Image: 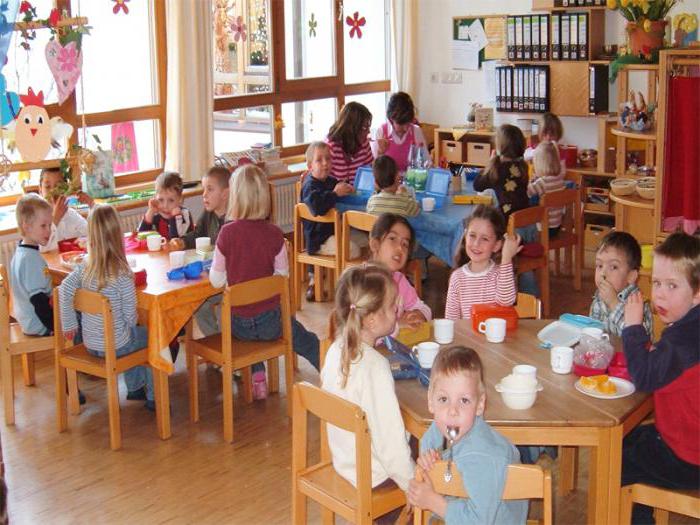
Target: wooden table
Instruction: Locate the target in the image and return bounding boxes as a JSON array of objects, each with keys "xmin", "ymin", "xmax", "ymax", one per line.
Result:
[
  {"xmin": 396, "ymin": 319, "xmax": 653, "ymax": 525},
  {"xmin": 43, "ymin": 249, "xmax": 219, "ymax": 440}
]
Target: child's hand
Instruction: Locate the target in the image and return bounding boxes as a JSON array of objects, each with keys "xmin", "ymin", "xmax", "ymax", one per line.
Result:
[
  {"xmin": 145, "ymin": 198, "xmax": 159, "ymax": 223},
  {"xmin": 334, "ymin": 182, "xmax": 353, "ymax": 197},
  {"xmin": 76, "ymin": 191, "xmax": 94, "ymax": 208},
  {"xmin": 597, "ymin": 277, "xmax": 619, "ymax": 310},
  {"xmin": 63, "ymin": 328, "xmax": 77, "ymax": 341},
  {"xmin": 408, "ymin": 467, "xmax": 447, "ymax": 518},
  {"xmin": 624, "ymin": 291, "xmax": 644, "ymax": 327},
  {"xmin": 399, "ymin": 310, "xmax": 427, "ymax": 330},
  {"xmin": 416, "ymin": 449, "xmax": 440, "ymax": 472},
  {"xmin": 500, "ymin": 233, "xmax": 522, "ymax": 265},
  {"xmin": 377, "ymin": 137, "xmax": 390, "ymax": 155},
  {"xmin": 52, "ymin": 195, "xmax": 68, "ymax": 225},
  {"xmin": 171, "ymin": 205, "xmax": 182, "ymax": 217}
]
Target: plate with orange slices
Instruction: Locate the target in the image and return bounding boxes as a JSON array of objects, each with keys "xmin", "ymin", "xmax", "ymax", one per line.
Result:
[{"xmin": 575, "ymin": 374, "xmax": 635, "ymax": 400}]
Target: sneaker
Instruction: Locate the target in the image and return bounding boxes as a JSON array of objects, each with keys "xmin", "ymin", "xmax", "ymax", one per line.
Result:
[
  {"xmin": 126, "ymin": 387, "xmax": 147, "ymax": 401},
  {"xmin": 144, "ymin": 400, "xmax": 156, "ymax": 412},
  {"xmin": 78, "ymin": 389, "xmax": 86, "ymax": 405},
  {"xmin": 252, "ymin": 371, "xmax": 268, "ymax": 400},
  {"xmin": 305, "ymin": 282, "xmax": 315, "ymax": 302},
  {"xmin": 169, "ymin": 340, "xmax": 180, "ymax": 363}
]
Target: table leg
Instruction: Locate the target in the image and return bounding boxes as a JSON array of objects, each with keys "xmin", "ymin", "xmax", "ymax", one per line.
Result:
[
  {"xmin": 587, "ymin": 427, "xmax": 612, "ymax": 525},
  {"xmin": 558, "ymin": 446, "xmax": 578, "ymax": 496},
  {"xmin": 153, "ymin": 369, "xmax": 171, "ymax": 440},
  {"xmin": 607, "ymin": 424, "xmax": 624, "ymax": 524}
]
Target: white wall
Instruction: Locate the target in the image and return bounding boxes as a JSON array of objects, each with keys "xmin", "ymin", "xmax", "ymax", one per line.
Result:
[{"xmin": 415, "ymin": 0, "xmax": 700, "ymax": 149}]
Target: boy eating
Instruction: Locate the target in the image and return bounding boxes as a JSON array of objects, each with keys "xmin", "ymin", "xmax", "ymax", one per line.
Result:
[
  {"xmin": 622, "ymin": 232, "xmax": 700, "ymax": 524},
  {"xmin": 590, "ymin": 231, "xmax": 653, "ymax": 337},
  {"xmin": 366, "ymin": 155, "xmax": 420, "ymax": 217},
  {"xmin": 138, "ymin": 171, "xmax": 194, "ymax": 240},
  {"xmin": 408, "ymin": 346, "xmax": 527, "ymax": 523}
]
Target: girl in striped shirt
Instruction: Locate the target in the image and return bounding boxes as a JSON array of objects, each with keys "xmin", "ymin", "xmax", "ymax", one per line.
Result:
[
  {"xmin": 445, "ymin": 205, "xmax": 521, "ymax": 320},
  {"xmin": 59, "ymin": 205, "xmax": 154, "ymax": 410},
  {"xmin": 326, "ymin": 102, "xmax": 375, "ymax": 184}
]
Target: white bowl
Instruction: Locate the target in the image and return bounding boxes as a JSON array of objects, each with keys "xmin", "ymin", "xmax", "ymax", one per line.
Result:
[{"xmin": 495, "ymin": 382, "xmax": 543, "ymax": 410}]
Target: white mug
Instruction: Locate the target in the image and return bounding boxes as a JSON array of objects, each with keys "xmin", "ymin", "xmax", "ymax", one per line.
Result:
[
  {"xmin": 422, "ymin": 197, "xmax": 436, "ymax": 212},
  {"xmin": 513, "ymin": 364, "xmax": 537, "ymax": 381},
  {"xmin": 478, "ymin": 317, "xmax": 506, "ymax": 343},
  {"xmin": 169, "ymin": 250, "xmax": 186, "ymax": 268},
  {"xmin": 581, "ymin": 327, "xmax": 609, "ymax": 340},
  {"xmin": 411, "ymin": 341, "xmax": 440, "ymax": 369},
  {"xmin": 195, "ymin": 237, "xmax": 211, "ymax": 251},
  {"xmin": 550, "ymin": 346, "xmax": 574, "ymax": 374},
  {"xmin": 433, "ymin": 319, "xmax": 455, "ymax": 344},
  {"xmin": 146, "ymin": 234, "xmax": 166, "ymax": 252}
]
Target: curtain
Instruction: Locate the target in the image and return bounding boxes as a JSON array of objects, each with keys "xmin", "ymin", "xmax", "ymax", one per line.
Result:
[
  {"xmin": 662, "ymin": 76, "xmax": 700, "ymax": 234},
  {"xmin": 390, "ymin": 0, "xmax": 418, "ymax": 94},
  {"xmin": 164, "ymin": 1, "xmax": 214, "ymax": 182}
]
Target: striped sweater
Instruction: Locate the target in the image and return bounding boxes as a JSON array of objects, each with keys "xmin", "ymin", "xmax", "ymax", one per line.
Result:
[
  {"xmin": 326, "ymin": 137, "xmax": 374, "ymax": 184},
  {"xmin": 527, "ymin": 172, "xmax": 566, "ymax": 228},
  {"xmin": 366, "ymin": 190, "xmax": 420, "ymax": 217},
  {"xmin": 59, "ymin": 265, "xmax": 137, "ymax": 352},
  {"xmin": 445, "ymin": 261, "xmax": 516, "ymax": 320}
]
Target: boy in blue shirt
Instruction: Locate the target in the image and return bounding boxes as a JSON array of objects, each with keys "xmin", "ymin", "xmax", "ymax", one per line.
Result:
[{"xmin": 408, "ymin": 346, "xmax": 527, "ymax": 524}]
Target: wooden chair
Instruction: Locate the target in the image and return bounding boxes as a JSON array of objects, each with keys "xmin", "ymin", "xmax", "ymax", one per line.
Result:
[
  {"xmin": 53, "ymin": 288, "xmax": 152, "ymax": 450},
  {"xmin": 541, "ymin": 188, "xmax": 583, "ymax": 291},
  {"xmin": 514, "ymin": 292, "xmax": 542, "ymax": 320},
  {"xmin": 293, "ymin": 203, "xmax": 342, "ymax": 306},
  {"xmin": 185, "ymin": 275, "xmax": 294, "ymax": 443},
  {"xmin": 620, "ymin": 484, "xmax": 700, "ymax": 524},
  {"xmin": 340, "ymin": 210, "xmax": 375, "ymax": 270},
  {"xmin": 507, "ymin": 206, "xmax": 550, "ymax": 317},
  {"xmin": 0, "ymin": 264, "xmax": 54, "ymax": 426},
  {"xmin": 413, "ymin": 461, "xmax": 552, "ymax": 525},
  {"xmin": 291, "ymin": 381, "xmax": 406, "ymax": 524}
]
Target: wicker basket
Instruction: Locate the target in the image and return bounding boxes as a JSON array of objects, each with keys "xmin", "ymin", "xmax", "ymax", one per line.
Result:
[
  {"xmin": 610, "ymin": 178, "xmax": 637, "ymax": 196},
  {"xmin": 636, "ymin": 182, "xmax": 656, "ymax": 200}
]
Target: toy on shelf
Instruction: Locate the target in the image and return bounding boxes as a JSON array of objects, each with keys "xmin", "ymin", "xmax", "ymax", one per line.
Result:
[{"xmin": 619, "ymin": 90, "xmax": 655, "ymax": 132}]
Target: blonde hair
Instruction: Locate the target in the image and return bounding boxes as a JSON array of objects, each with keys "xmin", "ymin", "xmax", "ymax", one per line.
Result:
[
  {"xmin": 333, "ymin": 264, "xmax": 396, "ymax": 388},
  {"xmin": 305, "ymin": 141, "xmax": 330, "ymax": 165},
  {"xmin": 533, "ymin": 141, "xmax": 561, "ymax": 178},
  {"xmin": 429, "ymin": 346, "xmax": 485, "ymax": 396},
  {"xmin": 15, "ymin": 193, "xmax": 51, "ymax": 236},
  {"xmin": 228, "ymin": 164, "xmax": 270, "ymax": 220},
  {"xmin": 83, "ymin": 204, "xmax": 131, "ymax": 290}
]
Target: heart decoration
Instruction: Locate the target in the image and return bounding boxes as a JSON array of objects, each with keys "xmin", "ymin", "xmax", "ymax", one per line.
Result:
[{"xmin": 45, "ymin": 40, "xmax": 83, "ymax": 105}]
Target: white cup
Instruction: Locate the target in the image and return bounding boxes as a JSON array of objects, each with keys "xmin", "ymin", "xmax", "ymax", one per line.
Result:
[
  {"xmin": 411, "ymin": 341, "xmax": 440, "ymax": 369},
  {"xmin": 581, "ymin": 327, "xmax": 609, "ymax": 340},
  {"xmin": 513, "ymin": 364, "xmax": 537, "ymax": 381},
  {"xmin": 422, "ymin": 197, "xmax": 436, "ymax": 212},
  {"xmin": 551, "ymin": 346, "xmax": 574, "ymax": 374},
  {"xmin": 146, "ymin": 234, "xmax": 166, "ymax": 252},
  {"xmin": 478, "ymin": 317, "xmax": 507, "ymax": 343},
  {"xmin": 433, "ymin": 319, "xmax": 455, "ymax": 344},
  {"xmin": 195, "ymin": 237, "xmax": 211, "ymax": 251},
  {"xmin": 127, "ymin": 256, "xmax": 137, "ymax": 268},
  {"xmin": 169, "ymin": 250, "xmax": 186, "ymax": 268}
]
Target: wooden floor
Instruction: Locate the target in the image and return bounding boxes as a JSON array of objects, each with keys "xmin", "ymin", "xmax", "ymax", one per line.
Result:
[{"xmin": 2, "ymin": 256, "xmax": 697, "ymax": 524}]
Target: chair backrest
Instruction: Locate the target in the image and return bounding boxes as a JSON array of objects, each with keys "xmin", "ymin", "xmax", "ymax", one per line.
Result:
[
  {"xmin": 541, "ymin": 188, "xmax": 582, "ymax": 236},
  {"xmin": 507, "ymin": 205, "xmax": 550, "ymax": 254},
  {"xmin": 413, "ymin": 461, "xmax": 552, "ymax": 525},
  {"xmin": 293, "ymin": 203, "xmax": 341, "ymax": 257},
  {"xmin": 341, "ymin": 211, "xmax": 376, "ymax": 267},
  {"xmin": 514, "ymin": 292, "xmax": 542, "ymax": 319},
  {"xmin": 0, "ymin": 264, "xmax": 9, "ymax": 345}
]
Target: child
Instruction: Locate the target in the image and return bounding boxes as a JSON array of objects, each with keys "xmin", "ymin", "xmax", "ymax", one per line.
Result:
[
  {"xmin": 445, "ymin": 205, "xmax": 520, "ymax": 320},
  {"xmin": 209, "ymin": 165, "xmax": 319, "ymax": 399},
  {"xmin": 524, "ymin": 112, "xmax": 565, "ymax": 166},
  {"xmin": 372, "ymin": 92, "xmax": 431, "ymax": 172},
  {"xmin": 10, "ymin": 194, "xmax": 54, "ymax": 336},
  {"xmin": 326, "ymin": 102, "xmax": 374, "ymax": 184},
  {"xmin": 474, "ymin": 124, "xmax": 529, "ymax": 219},
  {"xmin": 39, "ymin": 167, "xmax": 94, "ymax": 253},
  {"xmin": 59, "ymin": 205, "xmax": 154, "ymax": 410},
  {"xmin": 527, "ymin": 141, "xmax": 566, "ymax": 237},
  {"xmin": 590, "ymin": 231, "xmax": 653, "ymax": 337},
  {"xmin": 408, "ymin": 346, "xmax": 527, "ymax": 523},
  {"xmin": 138, "ymin": 171, "xmax": 194, "ymax": 240},
  {"xmin": 621, "ymin": 232, "xmax": 700, "ymax": 524},
  {"xmin": 369, "ymin": 213, "xmax": 431, "ymax": 332},
  {"xmin": 321, "ymin": 263, "xmax": 414, "ymax": 496},
  {"xmin": 366, "ymin": 155, "xmax": 420, "ymax": 217},
  {"xmin": 301, "ymin": 141, "xmax": 355, "ymax": 301}
]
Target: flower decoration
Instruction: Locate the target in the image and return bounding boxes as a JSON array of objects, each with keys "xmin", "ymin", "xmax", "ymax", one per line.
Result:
[
  {"xmin": 273, "ymin": 115, "xmax": 285, "ymax": 130},
  {"xmin": 308, "ymin": 13, "xmax": 317, "ymax": 38},
  {"xmin": 606, "ymin": 0, "xmax": 677, "ymax": 22},
  {"xmin": 346, "ymin": 11, "xmax": 366, "ymax": 39},
  {"xmin": 231, "ymin": 15, "xmax": 247, "ymax": 42},
  {"xmin": 47, "ymin": 7, "xmax": 60, "ymax": 27},
  {"xmin": 112, "ymin": 0, "xmax": 130, "ymax": 15},
  {"xmin": 56, "ymin": 44, "xmax": 78, "ymax": 72}
]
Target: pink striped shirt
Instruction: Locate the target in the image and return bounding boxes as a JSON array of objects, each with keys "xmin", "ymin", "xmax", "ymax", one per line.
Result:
[
  {"xmin": 445, "ymin": 262, "xmax": 516, "ymax": 320},
  {"xmin": 326, "ymin": 137, "xmax": 374, "ymax": 184},
  {"xmin": 527, "ymin": 172, "xmax": 566, "ymax": 228}
]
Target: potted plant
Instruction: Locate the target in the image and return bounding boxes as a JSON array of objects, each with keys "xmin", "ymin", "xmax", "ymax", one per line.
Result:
[{"xmin": 606, "ymin": 0, "xmax": 678, "ymax": 56}]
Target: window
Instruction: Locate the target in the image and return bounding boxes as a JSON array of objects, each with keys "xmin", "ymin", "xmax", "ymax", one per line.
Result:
[{"xmin": 212, "ymin": 0, "xmax": 391, "ymax": 157}]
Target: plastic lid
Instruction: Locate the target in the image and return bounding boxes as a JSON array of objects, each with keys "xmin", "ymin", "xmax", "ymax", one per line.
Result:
[
  {"xmin": 354, "ymin": 167, "xmax": 374, "ymax": 193},
  {"xmin": 425, "ymin": 168, "xmax": 451, "ymax": 195}
]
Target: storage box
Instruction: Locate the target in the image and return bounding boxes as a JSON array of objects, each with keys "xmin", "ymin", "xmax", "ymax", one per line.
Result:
[
  {"xmin": 471, "ymin": 304, "xmax": 519, "ymax": 333},
  {"xmin": 585, "ymin": 187, "xmax": 610, "ymax": 212},
  {"xmin": 441, "ymin": 140, "xmax": 464, "ymax": 163},
  {"xmin": 584, "ymin": 223, "xmax": 612, "ymax": 250},
  {"xmin": 467, "ymin": 142, "xmax": 491, "ymax": 166}
]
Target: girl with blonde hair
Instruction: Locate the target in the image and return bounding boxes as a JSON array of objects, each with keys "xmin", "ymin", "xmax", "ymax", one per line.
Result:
[
  {"xmin": 59, "ymin": 204, "xmax": 154, "ymax": 409},
  {"xmin": 320, "ymin": 263, "xmax": 414, "ymax": 496}
]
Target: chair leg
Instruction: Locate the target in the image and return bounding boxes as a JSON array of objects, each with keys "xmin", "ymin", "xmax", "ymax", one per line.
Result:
[
  {"xmin": 285, "ymin": 350, "xmax": 294, "ymax": 418},
  {"xmin": 321, "ymin": 508, "xmax": 334, "ymax": 525},
  {"xmin": 293, "ymin": 352, "xmax": 299, "ymax": 371},
  {"xmin": 242, "ymin": 367, "xmax": 253, "ymax": 404},
  {"xmin": 56, "ymin": 363, "xmax": 68, "ymax": 433},
  {"xmin": 539, "ymin": 267, "xmax": 551, "ymax": 319},
  {"xmin": 268, "ymin": 357, "xmax": 279, "ymax": 394},
  {"xmin": 565, "ymin": 245, "xmax": 573, "ymax": 276},
  {"xmin": 574, "ymin": 242, "xmax": 583, "ymax": 291},
  {"xmin": 619, "ymin": 486, "xmax": 634, "ymax": 525},
  {"xmin": 186, "ymin": 346, "xmax": 200, "ymax": 423},
  {"xmin": 1, "ymin": 349, "xmax": 15, "ymax": 425},
  {"xmin": 67, "ymin": 369, "xmax": 80, "ymax": 415},
  {"xmin": 314, "ymin": 266, "xmax": 323, "ymax": 302},
  {"xmin": 222, "ymin": 363, "xmax": 234, "ymax": 443},
  {"xmin": 21, "ymin": 353, "xmax": 35, "ymax": 386},
  {"xmin": 654, "ymin": 509, "xmax": 669, "ymax": 525},
  {"xmin": 558, "ymin": 446, "xmax": 578, "ymax": 496},
  {"xmin": 554, "ymin": 249, "xmax": 561, "ymax": 276},
  {"xmin": 292, "ymin": 483, "xmax": 307, "ymax": 525},
  {"xmin": 106, "ymin": 372, "xmax": 122, "ymax": 450}
]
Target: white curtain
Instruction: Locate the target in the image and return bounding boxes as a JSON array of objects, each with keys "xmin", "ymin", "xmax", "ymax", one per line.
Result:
[
  {"xmin": 164, "ymin": 1, "xmax": 214, "ymax": 181},
  {"xmin": 390, "ymin": 0, "xmax": 418, "ymax": 94}
]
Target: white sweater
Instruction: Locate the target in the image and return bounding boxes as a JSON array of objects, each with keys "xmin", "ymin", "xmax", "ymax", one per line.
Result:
[
  {"xmin": 320, "ymin": 339, "xmax": 415, "ymax": 491},
  {"xmin": 41, "ymin": 208, "xmax": 87, "ymax": 253}
]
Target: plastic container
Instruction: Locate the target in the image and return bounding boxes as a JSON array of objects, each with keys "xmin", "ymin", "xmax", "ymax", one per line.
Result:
[
  {"xmin": 537, "ymin": 320, "xmax": 581, "ymax": 348},
  {"xmin": 573, "ymin": 363, "xmax": 607, "ymax": 377},
  {"xmin": 471, "ymin": 304, "xmax": 519, "ymax": 333},
  {"xmin": 495, "ymin": 379, "xmax": 543, "ymax": 410},
  {"xmin": 338, "ymin": 166, "xmax": 375, "ymax": 205},
  {"xmin": 415, "ymin": 168, "xmax": 452, "ymax": 209}
]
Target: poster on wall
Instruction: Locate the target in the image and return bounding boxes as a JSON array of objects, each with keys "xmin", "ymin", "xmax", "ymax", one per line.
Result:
[
  {"xmin": 111, "ymin": 121, "xmax": 139, "ymax": 173},
  {"xmin": 453, "ymin": 15, "xmax": 507, "ymax": 69},
  {"xmin": 82, "ymin": 149, "xmax": 115, "ymax": 198}
]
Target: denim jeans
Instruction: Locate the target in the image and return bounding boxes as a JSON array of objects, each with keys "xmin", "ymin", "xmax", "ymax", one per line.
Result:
[
  {"xmin": 231, "ymin": 307, "xmax": 320, "ymax": 371},
  {"xmin": 86, "ymin": 325, "xmax": 154, "ymax": 401}
]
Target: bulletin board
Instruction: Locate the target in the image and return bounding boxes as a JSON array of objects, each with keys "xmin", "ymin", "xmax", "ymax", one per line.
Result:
[{"xmin": 453, "ymin": 15, "xmax": 507, "ymax": 68}]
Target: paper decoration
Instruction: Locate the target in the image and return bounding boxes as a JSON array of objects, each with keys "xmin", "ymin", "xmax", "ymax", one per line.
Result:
[
  {"xmin": 82, "ymin": 149, "xmax": 115, "ymax": 198},
  {"xmin": 112, "ymin": 0, "xmax": 130, "ymax": 15},
  {"xmin": 15, "ymin": 88, "xmax": 52, "ymax": 162},
  {"xmin": 346, "ymin": 11, "xmax": 366, "ymax": 39},
  {"xmin": 309, "ymin": 13, "xmax": 317, "ymax": 37},
  {"xmin": 111, "ymin": 122, "xmax": 139, "ymax": 173},
  {"xmin": 45, "ymin": 40, "xmax": 83, "ymax": 105},
  {"xmin": 49, "ymin": 116, "xmax": 74, "ymax": 147},
  {"xmin": 231, "ymin": 15, "xmax": 247, "ymax": 42},
  {"xmin": 0, "ymin": 1, "xmax": 20, "ymax": 65},
  {"xmin": 0, "ymin": 74, "xmax": 21, "ymax": 126}
]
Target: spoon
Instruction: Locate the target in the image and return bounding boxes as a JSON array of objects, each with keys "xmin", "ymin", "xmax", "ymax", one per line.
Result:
[{"xmin": 444, "ymin": 426, "xmax": 459, "ymax": 482}]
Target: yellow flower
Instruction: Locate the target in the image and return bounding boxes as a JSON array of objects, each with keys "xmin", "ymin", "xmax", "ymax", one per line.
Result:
[
  {"xmin": 620, "ymin": 0, "xmax": 629, "ymax": 7},
  {"xmin": 639, "ymin": 0, "xmax": 650, "ymax": 13},
  {"xmin": 607, "ymin": 0, "xmax": 617, "ymax": 9},
  {"xmin": 643, "ymin": 18, "xmax": 652, "ymax": 31}
]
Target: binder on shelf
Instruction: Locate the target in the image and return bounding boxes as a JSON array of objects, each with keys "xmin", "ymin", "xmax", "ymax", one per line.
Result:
[
  {"xmin": 506, "ymin": 67, "xmax": 513, "ymax": 111},
  {"xmin": 551, "ymin": 14, "xmax": 561, "ymax": 60},
  {"xmin": 507, "ymin": 17, "xmax": 516, "ymax": 60},
  {"xmin": 570, "ymin": 14, "xmax": 579, "ymax": 61},
  {"xmin": 578, "ymin": 13, "xmax": 588, "ymax": 60},
  {"xmin": 532, "ymin": 14, "xmax": 540, "ymax": 60},
  {"xmin": 534, "ymin": 68, "xmax": 541, "ymax": 112},
  {"xmin": 523, "ymin": 15, "xmax": 531, "ymax": 60},
  {"xmin": 517, "ymin": 68, "xmax": 524, "ymax": 111},
  {"xmin": 528, "ymin": 67, "xmax": 535, "ymax": 111},
  {"xmin": 589, "ymin": 64, "xmax": 609, "ymax": 114},
  {"xmin": 561, "ymin": 14, "xmax": 570, "ymax": 60},
  {"xmin": 515, "ymin": 16, "xmax": 523, "ymax": 60},
  {"xmin": 496, "ymin": 68, "xmax": 502, "ymax": 111},
  {"xmin": 540, "ymin": 15, "xmax": 549, "ymax": 61}
]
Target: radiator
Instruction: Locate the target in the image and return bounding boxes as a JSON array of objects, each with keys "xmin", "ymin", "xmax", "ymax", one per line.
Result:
[{"xmin": 270, "ymin": 176, "xmax": 298, "ymax": 234}]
